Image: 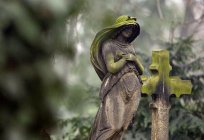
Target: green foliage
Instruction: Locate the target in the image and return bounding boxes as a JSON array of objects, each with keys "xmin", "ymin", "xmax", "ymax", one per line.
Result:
[
  {"xmin": 0, "ymin": 0, "xmax": 85, "ymax": 139},
  {"xmin": 166, "ymin": 37, "xmax": 204, "ymax": 139},
  {"xmin": 170, "ymin": 105, "xmax": 204, "ymax": 140},
  {"xmin": 58, "ymin": 117, "xmax": 92, "ymax": 140}
]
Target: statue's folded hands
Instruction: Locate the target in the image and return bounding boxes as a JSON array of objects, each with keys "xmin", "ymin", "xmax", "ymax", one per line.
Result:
[{"xmin": 121, "ymin": 53, "xmax": 144, "ymax": 75}]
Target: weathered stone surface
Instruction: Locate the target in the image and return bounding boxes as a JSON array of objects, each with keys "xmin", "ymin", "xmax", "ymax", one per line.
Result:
[{"xmin": 141, "ymin": 50, "xmax": 192, "ymax": 140}]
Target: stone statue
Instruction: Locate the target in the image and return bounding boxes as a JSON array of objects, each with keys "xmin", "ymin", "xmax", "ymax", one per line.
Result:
[{"xmin": 89, "ymin": 15, "xmax": 144, "ymax": 140}]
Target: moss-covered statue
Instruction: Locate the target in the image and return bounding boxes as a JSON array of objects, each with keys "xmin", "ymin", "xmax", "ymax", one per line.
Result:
[{"xmin": 89, "ymin": 15, "xmax": 144, "ymax": 140}]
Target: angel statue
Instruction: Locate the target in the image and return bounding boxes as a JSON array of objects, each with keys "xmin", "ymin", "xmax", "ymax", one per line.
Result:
[{"xmin": 89, "ymin": 15, "xmax": 144, "ymax": 140}]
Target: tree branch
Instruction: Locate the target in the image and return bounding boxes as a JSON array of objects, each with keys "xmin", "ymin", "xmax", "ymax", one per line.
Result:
[{"xmin": 156, "ymin": 0, "xmax": 164, "ymax": 19}]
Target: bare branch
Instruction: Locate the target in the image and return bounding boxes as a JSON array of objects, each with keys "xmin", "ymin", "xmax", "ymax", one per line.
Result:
[{"xmin": 156, "ymin": 0, "xmax": 164, "ymax": 19}]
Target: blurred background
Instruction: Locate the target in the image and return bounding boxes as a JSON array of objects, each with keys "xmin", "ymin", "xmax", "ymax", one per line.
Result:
[{"xmin": 0, "ymin": 0, "xmax": 204, "ymax": 140}]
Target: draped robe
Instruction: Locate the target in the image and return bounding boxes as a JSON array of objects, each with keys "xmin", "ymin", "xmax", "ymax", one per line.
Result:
[{"xmin": 89, "ymin": 40, "xmax": 142, "ymax": 140}]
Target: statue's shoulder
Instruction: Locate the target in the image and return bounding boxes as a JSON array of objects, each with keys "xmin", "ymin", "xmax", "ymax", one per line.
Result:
[
  {"xmin": 102, "ymin": 39, "xmax": 114, "ymax": 46},
  {"xmin": 101, "ymin": 39, "xmax": 115, "ymax": 56},
  {"xmin": 101, "ymin": 39, "xmax": 112, "ymax": 50}
]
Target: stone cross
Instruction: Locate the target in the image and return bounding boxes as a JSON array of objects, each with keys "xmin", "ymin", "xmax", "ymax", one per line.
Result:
[{"xmin": 141, "ymin": 50, "xmax": 192, "ymax": 140}]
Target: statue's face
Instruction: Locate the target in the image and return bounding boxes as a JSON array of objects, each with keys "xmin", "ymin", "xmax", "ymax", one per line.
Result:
[{"xmin": 121, "ymin": 27, "xmax": 133, "ymax": 38}]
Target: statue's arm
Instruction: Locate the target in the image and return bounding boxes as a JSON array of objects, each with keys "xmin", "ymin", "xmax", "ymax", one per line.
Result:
[
  {"xmin": 103, "ymin": 43, "xmax": 127, "ymax": 74},
  {"xmin": 133, "ymin": 57, "xmax": 144, "ymax": 75},
  {"xmin": 105, "ymin": 53, "xmax": 127, "ymax": 74}
]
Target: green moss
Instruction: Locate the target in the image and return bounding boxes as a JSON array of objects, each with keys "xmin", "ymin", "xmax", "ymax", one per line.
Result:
[{"xmin": 142, "ymin": 50, "xmax": 192, "ymax": 97}]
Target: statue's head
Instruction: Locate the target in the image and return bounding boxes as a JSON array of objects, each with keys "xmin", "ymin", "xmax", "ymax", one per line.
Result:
[
  {"xmin": 121, "ymin": 26, "xmax": 133, "ymax": 38},
  {"xmin": 112, "ymin": 25, "xmax": 140, "ymax": 43},
  {"xmin": 112, "ymin": 15, "xmax": 140, "ymax": 43}
]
